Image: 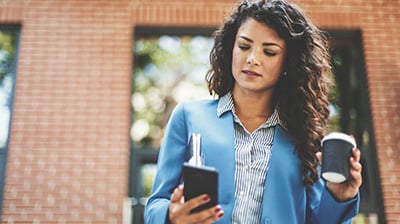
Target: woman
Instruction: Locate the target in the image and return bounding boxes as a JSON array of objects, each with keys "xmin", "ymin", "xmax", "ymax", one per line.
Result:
[{"xmin": 144, "ymin": 0, "xmax": 362, "ymax": 223}]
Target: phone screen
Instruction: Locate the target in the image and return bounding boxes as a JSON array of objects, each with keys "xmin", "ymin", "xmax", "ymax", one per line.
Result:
[{"xmin": 182, "ymin": 163, "xmax": 218, "ymax": 213}]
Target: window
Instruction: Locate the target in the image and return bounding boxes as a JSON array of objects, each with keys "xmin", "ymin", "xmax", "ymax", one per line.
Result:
[
  {"xmin": 129, "ymin": 27, "xmax": 384, "ymax": 224},
  {"xmin": 0, "ymin": 25, "xmax": 20, "ymax": 215},
  {"xmin": 130, "ymin": 27, "xmax": 214, "ymax": 224},
  {"xmin": 328, "ymin": 30, "xmax": 384, "ymax": 224}
]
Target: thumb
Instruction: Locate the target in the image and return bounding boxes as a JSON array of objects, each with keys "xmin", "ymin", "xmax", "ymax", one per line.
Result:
[
  {"xmin": 315, "ymin": 151, "xmax": 322, "ymax": 165},
  {"xmin": 171, "ymin": 185, "xmax": 184, "ymax": 203}
]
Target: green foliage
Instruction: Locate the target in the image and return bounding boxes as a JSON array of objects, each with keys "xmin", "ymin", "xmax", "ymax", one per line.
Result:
[
  {"xmin": 131, "ymin": 35, "xmax": 213, "ymax": 148},
  {"xmin": 327, "ymin": 53, "xmax": 343, "ymax": 133}
]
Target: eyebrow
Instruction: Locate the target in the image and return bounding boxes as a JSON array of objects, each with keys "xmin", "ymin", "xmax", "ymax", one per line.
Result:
[{"xmin": 239, "ymin": 36, "xmax": 283, "ymax": 49}]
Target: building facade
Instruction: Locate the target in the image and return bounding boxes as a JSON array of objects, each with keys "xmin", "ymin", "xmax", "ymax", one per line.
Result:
[{"xmin": 0, "ymin": 0, "xmax": 399, "ymax": 223}]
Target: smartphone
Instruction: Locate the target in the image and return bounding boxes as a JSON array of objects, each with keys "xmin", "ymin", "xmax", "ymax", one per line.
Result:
[{"xmin": 182, "ymin": 163, "xmax": 218, "ymax": 213}]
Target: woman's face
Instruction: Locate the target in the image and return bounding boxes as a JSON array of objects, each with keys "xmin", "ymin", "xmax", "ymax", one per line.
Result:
[{"xmin": 231, "ymin": 18, "xmax": 287, "ymax": 96}]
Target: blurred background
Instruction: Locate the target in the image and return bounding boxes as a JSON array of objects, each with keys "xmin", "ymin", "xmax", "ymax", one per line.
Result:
[{"xmin": 1, "ymin": 0, "xmax": 399, "ymax": 223}]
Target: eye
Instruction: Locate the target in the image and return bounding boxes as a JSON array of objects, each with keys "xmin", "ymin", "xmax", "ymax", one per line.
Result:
[
  {"xmin": 264, "ymin": 49, "xmax": 277, "ymax": 56},
  {"xmin": 238, "ymin": 44, "xmax": 250, "ymax": 50}
]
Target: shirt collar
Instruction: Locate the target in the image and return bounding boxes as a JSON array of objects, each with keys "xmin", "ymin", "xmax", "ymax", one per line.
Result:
[
  {"xmin": 217, "ymin": 92, "xmax": 284, "ymax": 128},
  {"xmin": 217, "ymin": 92, "xmax": 234, "ymax": 117}
]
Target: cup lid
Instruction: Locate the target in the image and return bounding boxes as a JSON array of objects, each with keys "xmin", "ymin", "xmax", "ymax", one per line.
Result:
[{"xmin": 321, "ymin": 132, "xmax": 357, "ymax": 147}]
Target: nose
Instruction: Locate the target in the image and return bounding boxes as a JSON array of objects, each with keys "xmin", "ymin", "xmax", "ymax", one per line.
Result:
[{"xmin": 246, "ymin": 50, "xmax": 261, "ymax": 66}]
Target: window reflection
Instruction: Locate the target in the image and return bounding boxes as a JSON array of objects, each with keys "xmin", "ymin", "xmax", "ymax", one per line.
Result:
[
  {"xmin": 132, "ymin": 35, "xmax": 213, "ymax": 148},
  {"xmin": 0, "ymin": 76, "xmax": 12, "ymax": 148},
  {"xmin": 0, "ymin": 30, "xmax": 18, "ymax": 150},
  {"xmin": 141, "ymin": 164, "xmax": 157, "ymax": 198}
]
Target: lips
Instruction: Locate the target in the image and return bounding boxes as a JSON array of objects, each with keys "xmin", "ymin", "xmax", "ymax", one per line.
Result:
[{"xmin": 242, "ymin": 70, "xmax": 261, "ymax": 77}]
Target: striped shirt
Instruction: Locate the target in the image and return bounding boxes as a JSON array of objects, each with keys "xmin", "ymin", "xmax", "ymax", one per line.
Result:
[{"xmin": 217, "ymin": 92, "xmax": 282, "ymax": 224}]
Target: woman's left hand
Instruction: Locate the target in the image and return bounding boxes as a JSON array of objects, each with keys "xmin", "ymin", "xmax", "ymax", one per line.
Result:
[{"xmin": 316, "ymin": 148, "xmax": 363, "ymax": 202}]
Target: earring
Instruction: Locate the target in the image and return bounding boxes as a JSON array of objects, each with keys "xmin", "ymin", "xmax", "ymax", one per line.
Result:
[{"xmin": 283, "ymin": 71, "xmax": 287, "ymax": 76}]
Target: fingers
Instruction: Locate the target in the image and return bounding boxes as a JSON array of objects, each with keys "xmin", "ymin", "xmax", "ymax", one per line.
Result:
[
  {"xmin": 169, "ymin": 186, "xmax": 224, "ymax": 224},
  {"xmin": 350, "ymin": 148, "xmax": 362, "ymax": 173},
  {"xmin": 351, "ymin": 147, "xmax": 361, "ymax": 163},
  {"xmin": 182, "ymin": 194, "xmax": 210, "ymax": 213},
  {"xmin": 350, "ymin": 156, "xmax": 362, "ymax": 177},
  {"xmin": 349, "ymin": 148, "xmax": 362, "ymax": 187},
  {"xmin": 169, "ymin": 186, "xmax": 185, "ymax": 222},
  {"xmin": 185, "ymin": 194, "xmax": 224, "ymax": 223},
  {"xmin": 190, "ymin": 205, "xmax": 224, "ymax": 223}
]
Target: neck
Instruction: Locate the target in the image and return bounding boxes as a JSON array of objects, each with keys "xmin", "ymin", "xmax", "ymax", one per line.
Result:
[{"xmin": 231, "ymin": 89, "xmax": 274, "ymax": 118}]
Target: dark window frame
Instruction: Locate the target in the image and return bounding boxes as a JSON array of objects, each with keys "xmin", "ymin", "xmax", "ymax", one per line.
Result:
[{"xmin": 328, "ymin": 29, "xmax": 385, "ymax": 223}]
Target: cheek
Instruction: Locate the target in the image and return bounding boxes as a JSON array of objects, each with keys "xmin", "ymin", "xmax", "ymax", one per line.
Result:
[
  {"xmin": 277, "ymin": 59, "xmax": 286, "ymax": 75},
  {"xmin": 231, "ymin": 48, "xmax": 243, "ymax": 74},
  {"xmin": 268, "ymin": 57, "xmax": 285, "ymax": 74}
]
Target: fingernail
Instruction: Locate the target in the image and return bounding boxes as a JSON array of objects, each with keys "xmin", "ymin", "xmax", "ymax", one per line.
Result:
[
  {"xmin": 203, "ymin": 195, "xmax": 210, "ymax": 202},
  {"xmin": 218, "ymin": 212, "xmax": 224, "ymax": 218},
  {"xmin": 214, "ymin": 206, "xmax": 221, "ymax": 212}
]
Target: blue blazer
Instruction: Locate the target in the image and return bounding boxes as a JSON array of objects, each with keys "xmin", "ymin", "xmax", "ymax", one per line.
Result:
[{"xmin": 144, "ymin": 99, "xmax": 359, "ymax": 224}]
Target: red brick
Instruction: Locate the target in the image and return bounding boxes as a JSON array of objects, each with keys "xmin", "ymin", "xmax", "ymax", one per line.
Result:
[{"xmin": 1, "ymin": 0, "xmax": 400, "ymax": 223}]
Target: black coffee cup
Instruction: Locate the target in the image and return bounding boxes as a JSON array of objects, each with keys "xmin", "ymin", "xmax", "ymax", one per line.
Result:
[{"xmin": 321, "ymin": 132, "xmax": 356, "ymax": 183}]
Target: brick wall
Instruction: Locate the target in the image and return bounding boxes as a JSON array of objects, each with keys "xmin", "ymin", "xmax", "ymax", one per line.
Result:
[
  {"xmin": 0, "ymin": 0, "xmax": 399, "ymax": 223},
  {"xmin": 0, "ymin": 0, "xmax": 133, "ymax": 223}
]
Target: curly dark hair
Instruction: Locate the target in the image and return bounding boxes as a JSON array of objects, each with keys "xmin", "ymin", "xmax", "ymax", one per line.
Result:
[{"xmin": 206, "ymin": 0, "xmax": 332, "ymax": 186}]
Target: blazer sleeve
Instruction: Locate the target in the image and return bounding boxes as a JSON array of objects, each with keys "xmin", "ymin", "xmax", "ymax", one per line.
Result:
[
  {"xmin": 307, "ymin": 177, "xmax": 360, "ymax": 224},
  {"xmin": 144, "ymin": 103, "xmax": 189, "ymax": 224}
]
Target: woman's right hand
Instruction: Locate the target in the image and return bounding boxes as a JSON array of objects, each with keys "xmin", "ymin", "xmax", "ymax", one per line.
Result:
[{"xmin": 168, "ymin": 185, "xmax": 224, "ymax": 224}]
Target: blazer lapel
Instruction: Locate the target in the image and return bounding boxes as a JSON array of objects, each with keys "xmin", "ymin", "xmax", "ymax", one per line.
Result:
[
  {"xmin": 186, "ymin": 100, "xmax": 236, "ymax": 205},
  {"xmin": 260, "ymin": 125, "xmax": 304, "ymax": 223}
]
